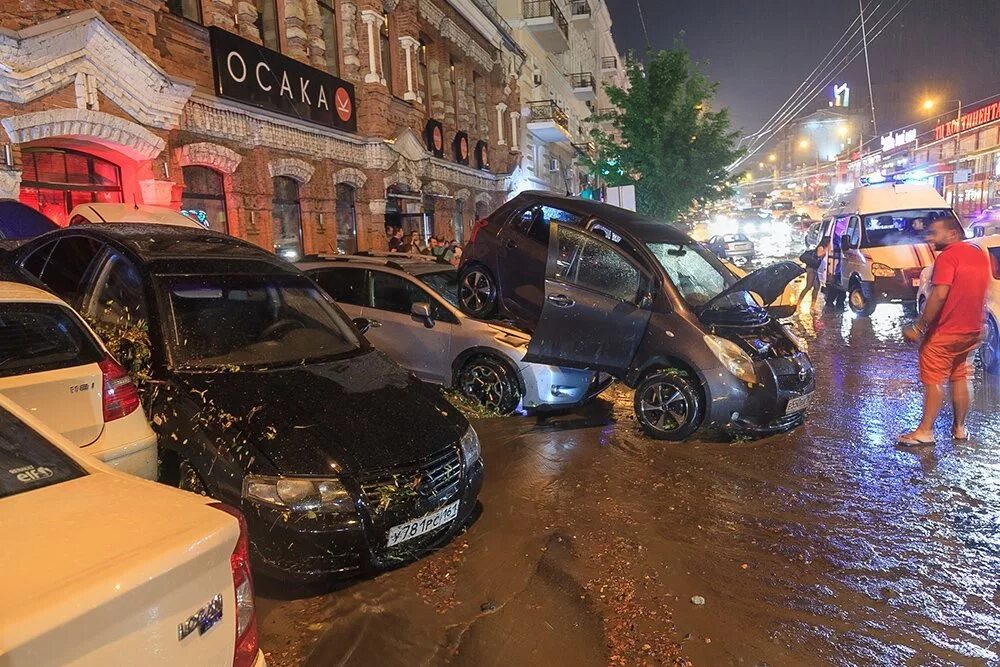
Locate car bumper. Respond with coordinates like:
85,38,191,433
244,459,484,582
86,413,158,480
519,362,606,409
872,276,919,302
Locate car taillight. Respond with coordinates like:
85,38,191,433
210,502,259,667
98,357,140,422
469,218,489,244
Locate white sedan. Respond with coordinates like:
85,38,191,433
0,281,157,478
0,396,266,666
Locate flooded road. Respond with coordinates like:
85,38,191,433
257,303,1000,666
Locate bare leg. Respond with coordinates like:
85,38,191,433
952,379,971,438
913,383,945,436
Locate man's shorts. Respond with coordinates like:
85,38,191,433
919,332,982,384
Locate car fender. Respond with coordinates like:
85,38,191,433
450,345,526,395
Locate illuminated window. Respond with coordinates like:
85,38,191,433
18,148,122,227
181,166,228,233
272,176,303,260
255,0,280,51
318,1,339,76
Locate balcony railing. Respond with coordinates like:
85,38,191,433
570,72,596,92
600,55,618,70
570,0,591,16
467,0,524,56
523,0,569,40
572,141,597,158
528,100,569,129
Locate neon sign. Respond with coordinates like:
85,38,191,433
880,128,916,151
833,83,850,108
934,101,1000,141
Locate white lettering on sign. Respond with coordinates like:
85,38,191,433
880,128,917,151
255,62,272,91
226,51,247,83
280,71,293,99
317,86,328,110
299,78,311,105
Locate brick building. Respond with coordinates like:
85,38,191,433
0,0,522,256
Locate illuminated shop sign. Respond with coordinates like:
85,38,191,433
934,101,1000,141
209,27,357,133
880,128,916,151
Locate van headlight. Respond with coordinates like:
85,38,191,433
871,262,896,278
704,335,757,384
243,475,355,513
460,426,481,469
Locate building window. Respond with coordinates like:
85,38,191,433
272,176,303,260
380,12,393,93
318,1,339,76
452,199,465,244
18,148,122,227
181,166,228,233
255,0,280,51
335,183,357,254
419,40,430,109
166,0,201,22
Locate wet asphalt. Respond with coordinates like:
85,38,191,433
257,256,1000,667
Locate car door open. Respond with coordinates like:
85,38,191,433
523,223,653,376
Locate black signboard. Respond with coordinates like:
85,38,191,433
425,119,445,158
475,140,490,171
209,27,357,133
453,132,470,165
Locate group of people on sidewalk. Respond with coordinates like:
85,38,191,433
385,227,463,266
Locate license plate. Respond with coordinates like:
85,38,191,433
785,393,812,414
911,279,921,287
386,501,460,547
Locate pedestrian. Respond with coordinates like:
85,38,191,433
387,227,404,253
430,236,448,260
408,230,426,255
450,244,463,267
899,215,989,446
797,236,829,312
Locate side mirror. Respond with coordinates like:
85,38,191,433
411,302,434,328
352,317,381,335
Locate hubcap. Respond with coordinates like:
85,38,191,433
460,271,492,313
638,382,690,433
461,362,511,412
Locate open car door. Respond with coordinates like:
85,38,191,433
523,224,653,376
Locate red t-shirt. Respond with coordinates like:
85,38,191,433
931,241,990,335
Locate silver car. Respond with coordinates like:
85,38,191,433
298,255,611,414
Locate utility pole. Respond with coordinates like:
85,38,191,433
859,0,878,136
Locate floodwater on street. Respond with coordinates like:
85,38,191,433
257,301,1000,666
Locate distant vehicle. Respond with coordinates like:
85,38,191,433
0,200,58,244
750,192,767,208
0,280,157,479
804,221,823,249
706,234,756,262
770,201,795,218
68,203,203,229
817,196,834,208
299,255,611,414
787,213,814,231
0,395,265,667
969,205,1000,238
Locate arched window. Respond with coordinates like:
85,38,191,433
452,199,465,244
380,12,394,93
474,199,490,221
335,183,357,254
272,176,303,260
18,148,123,227
255,0,280,51
318,1,339,76
181,166,228,233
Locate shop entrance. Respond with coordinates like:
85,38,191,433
18,148,123,226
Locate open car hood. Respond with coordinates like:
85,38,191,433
701,261,804,314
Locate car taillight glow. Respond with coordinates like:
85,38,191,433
210,502,259,667
469,218,489,244
97,357,140,422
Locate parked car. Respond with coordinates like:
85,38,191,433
68,202,202,228
706,233,756,262
916,234,1000,373
0,280,157,479
969,205,1000,238
6,224,483,581
0,199,58,247
298,255,611,414
0,395,265,666
458,192,814,440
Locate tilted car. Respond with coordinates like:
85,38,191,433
298,254,610,414
0,395,264,666
459,192,814,440
706,233,756,262
0,279,157,479
6,224,483,581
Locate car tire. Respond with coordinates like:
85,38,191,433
848,280,876,316
458,265,498,318
633,370,704,441
457,354,522,415
982,317,1000,375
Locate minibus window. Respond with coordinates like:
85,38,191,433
861,209,958,248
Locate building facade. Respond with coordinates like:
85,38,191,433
0,0,523,256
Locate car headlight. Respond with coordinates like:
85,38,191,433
243,475,354,513
871,262,896,278
459,426,481,469
704,335,757,384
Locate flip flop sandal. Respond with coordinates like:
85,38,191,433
952,430,970,443
897,434,936,447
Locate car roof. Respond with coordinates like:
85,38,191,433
0,280,66,304
834,183,950,215
70,203,203,228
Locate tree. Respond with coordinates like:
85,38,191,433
582,48,745,220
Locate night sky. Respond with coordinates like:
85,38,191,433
607,0,1000,142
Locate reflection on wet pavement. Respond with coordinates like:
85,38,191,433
258,302,1000,667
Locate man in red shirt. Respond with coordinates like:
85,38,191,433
900,215,989,445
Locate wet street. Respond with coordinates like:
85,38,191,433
257,302,1000,666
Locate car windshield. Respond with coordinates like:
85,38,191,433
862,209,959,247
161,274,362,369
0,407,86,500
646,242,753,309
418,270,460,308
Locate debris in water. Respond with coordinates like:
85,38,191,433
690,595,706,605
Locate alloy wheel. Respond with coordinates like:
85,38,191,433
638,381,691,433
460,270,494,315
458,357,519,415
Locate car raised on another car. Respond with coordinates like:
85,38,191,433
0,395,265,666
298,254,610,415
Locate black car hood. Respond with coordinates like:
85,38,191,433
174,350,469,476
701,261,804,314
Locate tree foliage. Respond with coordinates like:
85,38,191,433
582,48,745,220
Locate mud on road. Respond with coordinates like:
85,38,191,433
258,304,1000,666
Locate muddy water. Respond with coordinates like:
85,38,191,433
258,303,1000,666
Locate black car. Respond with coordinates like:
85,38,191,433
459,192,814,440
4,224,483,581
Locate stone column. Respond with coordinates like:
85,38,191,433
509,111,521,151
360,10,384,84
399,36,420,102
495,103,507,145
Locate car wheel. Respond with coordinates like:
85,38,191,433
982,317,1000,375
848,281,876,316
178,458,209,496
457,355,522,415
633,371,704,441
458,266,498,318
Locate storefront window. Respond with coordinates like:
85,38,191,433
452,199,465,244
272,176,303,261
181,166,228,233
380,13,393,93
318,1,339,76
166,0,201,22
18,148,123,227
335,184,357,254
255,0,280,52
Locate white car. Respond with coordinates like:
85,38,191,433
0,281,157,478
69,203,203,228
0,396,265,667
916,235,1000,373
299,255,611,414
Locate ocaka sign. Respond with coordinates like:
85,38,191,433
425,119,445,158
475,140,490,171
453,132,470,165
934,101,1000,141
210,27,357,133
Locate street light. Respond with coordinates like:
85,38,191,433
799,139,809,149
768,154,777,162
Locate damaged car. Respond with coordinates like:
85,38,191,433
6,224,483,581
459,193,815,440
